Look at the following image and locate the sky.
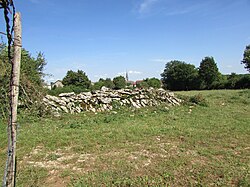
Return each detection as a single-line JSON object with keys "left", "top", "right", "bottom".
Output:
{"left": 1, "top": 0, "right": 250, "bottom": 82}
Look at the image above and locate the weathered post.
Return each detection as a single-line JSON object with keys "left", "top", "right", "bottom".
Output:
{"left": 3, "top": 12, "right": 22, "bottom": 187}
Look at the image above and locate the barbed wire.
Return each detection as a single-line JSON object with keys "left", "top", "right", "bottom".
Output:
{"left": 0, "top": 1, "right": 16, "bottom": 186}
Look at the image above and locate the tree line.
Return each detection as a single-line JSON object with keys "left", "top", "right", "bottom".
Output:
{"left": 161, "top": 55, "right": 250, "bottom": 91}
{"left": 48, "top": 70, "right": 162, "bottom": 96}
{"left": 50, "top": 44, "right": 250, "bottom": 94}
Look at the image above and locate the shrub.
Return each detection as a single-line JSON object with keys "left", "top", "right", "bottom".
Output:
{"left": 189, "top": 94, "right": 208, "bottom": 106}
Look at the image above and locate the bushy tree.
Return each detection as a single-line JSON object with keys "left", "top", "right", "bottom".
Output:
{"left": 161, "top": 60, "right": 199, "bottom": 91}
{"left": 210, "top": 73, "right": 227, "bottom": 89}
{"left": 62, "top": 70, "right": 91, "bottom": 89}
{"left": 198, "top": 57, "right": 220, "bottom": 89}
{"left": 225, "top": 73, "right": 240, "bottom": 89}
{"left": 91, "top": 79, "right": 104, "bottom": 91}
{"left": 136, "top": 81, "right": 149, "bottom": 89}
{"left": 0, "top": 45, "right": 47, "bottom": 117}
{"left": 242, "top": 45, "right": 250, "bottom": 72}
{"left": 91, "top": 78, "right": 115, "bottom": 91}
{"left": 113, "top": 76, "right": 126, "bottom": 89}
{"left": 138, "top": 78, "right": 161, "bottom": 89}
{"left": 146, "top": 77, "right": 161, "bottom": 88}
{"left": 235, "top": 74, "right": 250, "bottom": 89}
{"left": 21, "top": 50, "right": 46, "bottom": 86}
{"left": 103, "top": 78, "right": 115, "bottom": 89}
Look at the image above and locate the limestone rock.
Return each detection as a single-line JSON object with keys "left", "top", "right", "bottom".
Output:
{"left": 43, "top": 88, "right": 182, "bottom": 115}
{"left": 101, "top": 86, "right": 109, "bottom": 92}
{"left": 59, "top": 92, "right": 75, "bottom": 97}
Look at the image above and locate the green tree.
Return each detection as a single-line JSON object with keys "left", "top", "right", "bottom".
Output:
{"left": 242, "top": 45, "right": 250, "bottom": 72}
{"left": 198, "top": 57, "right": 220, "bottom": 89}
{"left": 91, "top": 78, "right": 104, "bottom": 91}
{"left": 113, "top": 76, "right": 126, "bottom": 89}
{"left": 0, "top": 45, "right": 47, "bottom": 117}
{"left": 62, "top": 70, "right": 91, "bottom": 89}
{"left": 161, "top": 60, "right": 199, "bottom": 91}
{"left": 235, "top": 74, "right": 250, "bottom": 89}
{"left": 146, "top": 77, "right": 161, "bottom": 88}
{"left": 91, "top": 78, "right": 115, "bottom": 91}
{"left": 226, "top": 73, "right": 240, "bottom": 89}
{"left": 21, "top": 50, "right": 46, "bottom": 86}
{"left": 210, "top": 73, "right": 227, "bottom": 89}
{"left": 103, "top": 78, "right": 115, "bottom": 89}
{"left": 136, "top": 80, "right": 149, "bottom": 89}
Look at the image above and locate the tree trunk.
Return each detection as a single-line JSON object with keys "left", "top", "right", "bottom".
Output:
{"left": 3, "top": 12, "right": 22, "bottom": 187}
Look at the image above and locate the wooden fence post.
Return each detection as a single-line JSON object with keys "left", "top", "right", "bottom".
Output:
{"left": 3, "top": 12, "right": 22, "bottom": 187}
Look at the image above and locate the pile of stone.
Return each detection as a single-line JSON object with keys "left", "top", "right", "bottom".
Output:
{"left": 43, "top": 87, "right": 182, "bottom": 114}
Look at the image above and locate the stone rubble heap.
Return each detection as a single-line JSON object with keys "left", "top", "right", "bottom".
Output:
{"left": 43, "top": 87, "right": 182, "bottom": 114}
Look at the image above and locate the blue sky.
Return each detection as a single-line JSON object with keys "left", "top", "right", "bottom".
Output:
{"left": 2, "top": 0, "right": 250, "bottom": 82}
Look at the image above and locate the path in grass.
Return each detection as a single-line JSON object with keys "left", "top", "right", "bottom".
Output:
{"left": 0, "top": 89, "right": 249, "bottom": 186}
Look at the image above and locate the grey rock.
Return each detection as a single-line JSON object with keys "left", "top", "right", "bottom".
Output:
{"left": 61, "top": 106, "right": 69, "bottom": 113}
{"left": 43, "top": 88, "right": 182, "bottom": 114}
{"left": 99, "top": 97, "right": 112, "bottom": 104}
{"left": 101, "top": 86, "right": 109, "bottom": 92}
{"left": 59, "top": 92, "right": 75, "bottom": 97}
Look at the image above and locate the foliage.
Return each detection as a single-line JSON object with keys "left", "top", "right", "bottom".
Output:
{"left": 222, "top": 73, "right": 250, "bottom": 89}
{"left": 21, "top": 50, "right": 47, "bottom": 86}
{"left": 225, "top": 73, "right": 240, "bottom": 89}
{"left": 103, "top": 78, "right": 115, "bottom": 89}
{"left": 189, "top": 93, "right": 208, "bottom": 106}
{"left": 198, "top": 57, "right": 220, "bottom": 89}
{"left": 146, "top": 77, "right": 161, "bottom": 88}
{"left": 209, "top": 73, "right": 227, "bottom": 89}
{"left": 62, "top": 70, "right": 91, "bottom": 89}
{"left": 160, "top": 57, "right": 249, "bottom": 91}
{"left": 138, "top": 77, "right": 161, "bottom": 89}
{"left": 91, "top": 78, "right": 115, "bottom": 91}
{"left": 161, "top": 60, "right": 200, "bottom": 91}
{"left": 113, "top": 76, "right": 126, "bottom": 89}
{"left": 235, "top": 74, "right": 250, "bottom": 89}
{"left": 136, "top": 80, "right": 149, "bottom": 88}
{"left": 48, "top": 85, "right": 90, "bottom": 96}
{"left": 91, "top": 80, "right": 104, "bottom": 91}
{"left": 0, "top": 45, "right": 48, "bottom": 118}
{"left": 242, "top": 45, "right": 250, "bottom": 72}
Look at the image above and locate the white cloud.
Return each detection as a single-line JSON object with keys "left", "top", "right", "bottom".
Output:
{"left": 116, "top": 72, "right": 126, "bottom": 76}
{"left": 94, "top": 74, "right": 108, "bottom": 79}
{"left": 165, "top": 9, "right": 194, "bottom": 16}
{"left": 137, "top": 1, "right": 213, "bottom": 17}
{"left": 117, "top": 70, "right": 142, "bottom": 76}
{"left": 138, "top": 0, "right": 159, "bottom": 14}
{"left": 151, "top": 58, "right": 169, "bottom": 63}
{"left": 163, "top": 2, "right": 209, "bottom": 16}
{"left": 128, "top": 70, "right": 142, "bottom": 74}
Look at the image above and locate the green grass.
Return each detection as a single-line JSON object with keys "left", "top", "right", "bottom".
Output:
{"left": 1, "top": 89, "right": 250, "bottom": 186}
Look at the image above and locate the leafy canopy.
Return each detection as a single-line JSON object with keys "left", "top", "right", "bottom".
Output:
{"left": 62, "top": 70, "right": 91, "bottom": 89}
{"left": 113, "top": 76, "right": 126, "bottom": 89}
{"left": 242, "top": 45, "right": 250, "bottom": 72}
{"left": 0, "top": 45, "right": 47, "bottom": 117}
{"left": 161, "top": 60, "right": 199, "bottom": 91}
{"left": 137, "top": 78, "right": 161, "bottom": 89}
{"left": 198, "top": 57, "right": 220, "bottom": 89}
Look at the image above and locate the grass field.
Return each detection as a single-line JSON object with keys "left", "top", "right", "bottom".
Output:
{"left": 0, "top": 89, "right": 250, "bottom": 186}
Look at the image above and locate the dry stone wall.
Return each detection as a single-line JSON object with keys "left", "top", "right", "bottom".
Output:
{"left": 43, "top": 87, "right": 182, "bottom": 115}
